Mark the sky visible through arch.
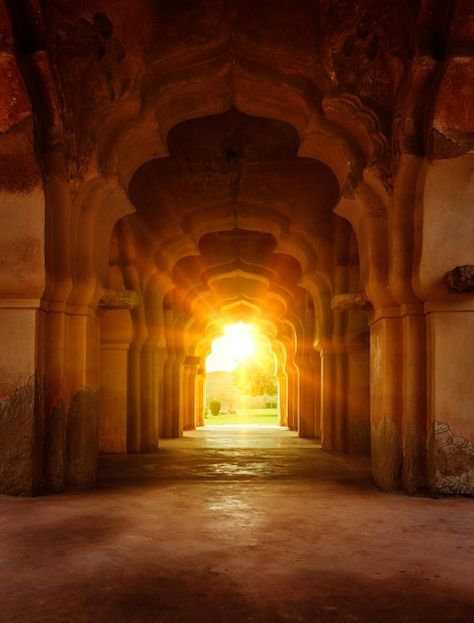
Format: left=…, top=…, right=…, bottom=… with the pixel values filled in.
left=206, top=322, right=257, bottom=373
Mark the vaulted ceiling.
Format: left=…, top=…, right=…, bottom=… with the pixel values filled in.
left=4, top=0, right=470, bottom=344
left=125, top=109, right=341, bottom=331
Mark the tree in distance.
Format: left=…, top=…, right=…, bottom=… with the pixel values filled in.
left=233, top=359, right=277, bottom=397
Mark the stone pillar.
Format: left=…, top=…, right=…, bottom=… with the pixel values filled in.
left=310, top=348, right=321, bottom=438
left=141, top=345, right=159, bottom=450
left=161, top=308, right=181, bottom=438
left=153, top=347, right=167, bottom=438
left=286, top=358, right=299, bottom=431
left=173, top=354, right=185, bottom=437
left=277, top=369, right=288, bottom=427
left=295, top=343, right=316, bottom=438
left=99, top=343, right=129, bottom=453
left=127, top=344, right=142, bottom=451
left=195, top=368, right=205, bottom=427
left=160, top=350, right=175, bottom=438
left=65, top=313, right=100, bottom=487
left=325, top=292, right=371, bottom=454
left=320, top=346, right=370, bottom=454
left=320, top=351, right=337, bottom=450
left=400, top=309, right=426, bottom=492
left=182, top=357, right=200, bottom=430
left=41, top=310, right=68, bottom=492
left=335, top=352, right=348, bottom=450
left=99, top=296, right=136, bottom=454
left=370, top=312, right=403, bottom=490
left=345, top=347, right=370, bottom=455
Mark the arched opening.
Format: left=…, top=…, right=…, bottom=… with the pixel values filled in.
left=204, top=322, right=282, bottom=428
left=93, top=104, right=373, bottom=462
left=0, top=0, right=470, bottom=506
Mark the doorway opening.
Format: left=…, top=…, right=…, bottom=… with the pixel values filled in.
left=203, top=322, right=282, bottom=428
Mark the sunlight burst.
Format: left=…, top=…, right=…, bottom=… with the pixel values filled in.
left=206, top=322, right=256, bottom=372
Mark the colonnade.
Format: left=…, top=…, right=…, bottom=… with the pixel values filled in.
left=0, top=0, right=472, bottom=499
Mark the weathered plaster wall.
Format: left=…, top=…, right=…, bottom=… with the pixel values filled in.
left=416, top=157, right=474, bottom=299
left=0, top=124, right=45, bottom=497
left=427, top=311, right=474, bottom=495
left=0, top=188, right=45, bottom=298
left=0, top=310, right=42, bottom=495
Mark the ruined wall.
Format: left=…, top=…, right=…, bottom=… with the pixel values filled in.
left=416, top=158, right=474, bottom=495
left=0, top=1, right=45, bottom=495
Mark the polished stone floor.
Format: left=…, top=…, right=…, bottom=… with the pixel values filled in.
left=1, top=427, right=473, bottom=622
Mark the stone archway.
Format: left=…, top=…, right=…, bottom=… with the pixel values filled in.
left=1, top=0, right=472, bottom=497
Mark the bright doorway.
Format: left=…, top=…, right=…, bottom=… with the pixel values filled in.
left=204, top=322, right=281, bottom=427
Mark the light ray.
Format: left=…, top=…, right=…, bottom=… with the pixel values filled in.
left=206, top=322, right=256, bottom=372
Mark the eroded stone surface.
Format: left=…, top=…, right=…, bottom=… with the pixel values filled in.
left=66, top=389, right=99, bottom=488
left=371, top=415, right=402, bottom=491
left=446, top=265, right=474, bottom=293
left=0, top=375, right=42, bottom=496
left=99, top=288, right=140, bottom=310
left=43, top=400, right=67, bottom=493
left=429, top=421, right=474, bottom=496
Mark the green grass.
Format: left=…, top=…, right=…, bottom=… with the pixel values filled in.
left=204, top=408, right=279, bottom=426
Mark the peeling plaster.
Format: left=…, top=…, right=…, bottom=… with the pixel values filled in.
left=429, top=421, right=474, bottom=496
left=0, top=374, right=42, bottom=495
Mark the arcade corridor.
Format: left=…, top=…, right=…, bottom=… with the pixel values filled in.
left=1, top=2, right=473, bottom=620
left=1, top=428, right=473, bottom=623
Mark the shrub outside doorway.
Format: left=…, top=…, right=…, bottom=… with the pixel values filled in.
left=204, top=407, right=279, bottom=426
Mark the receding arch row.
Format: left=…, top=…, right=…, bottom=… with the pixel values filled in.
left=2, top=0, right=470, bottom=499
left=100, top=205, right=369, bottom=452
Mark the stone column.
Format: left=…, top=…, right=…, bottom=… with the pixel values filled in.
left=173, top=353, right=185, bottom=437
left=400, top=308, right=426, bottom=492
left=310, top=347, right=321, bottom=438
left=370, top=311, right=403, bottom=490
left=65, top=312, right=101, bottom=487
left=345, top=347, right=370, bottom=455
left=195, top=368, right=205, bottom=427
left=153, top=347, right=167, bottom=438
left=141, top=345, right=159, bottom=450
left=161, top=308, right=182, bottom=438
left=99, top=299, right=135, bottom=454
left=182, top=357, right=200, bottom=430
left=320, top=350, right=337, bottom=450
left=99, top=343, right=129, bottom=453
left=277, top=369, right=288, bottom=427
left=160, top=350, right=175, bottom=438
left=295, top=342, right=316, bottom=438
left=286, top=359, right=299, bottom=431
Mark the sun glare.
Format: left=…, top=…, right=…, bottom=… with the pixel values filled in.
left=206, top=322, right=256, bottom=372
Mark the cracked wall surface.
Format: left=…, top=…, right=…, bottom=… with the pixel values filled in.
left=429, top=422, right=474, bottom=496
left=0, top=375, right=42, bottom=495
